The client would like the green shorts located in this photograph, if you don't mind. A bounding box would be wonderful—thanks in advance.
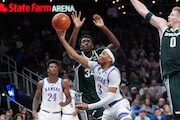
[82,92,104,118]
[164,72,180,116]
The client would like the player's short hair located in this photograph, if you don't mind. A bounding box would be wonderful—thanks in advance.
[46,59,58,68]
[173,6,180,14]
[78,35,94,45]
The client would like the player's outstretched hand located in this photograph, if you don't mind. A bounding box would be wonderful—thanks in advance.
[75,102,88,110]
[93,14,104,28]
[71,11,86,29]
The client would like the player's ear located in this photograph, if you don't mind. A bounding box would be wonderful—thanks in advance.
[178,17,180,23]
[80,45,83,50]
[92,44,94,49]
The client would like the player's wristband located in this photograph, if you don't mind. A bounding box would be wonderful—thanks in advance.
[145,12,154,22]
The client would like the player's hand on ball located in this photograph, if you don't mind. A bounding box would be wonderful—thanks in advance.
[75,102,88,110]
[56,30,66,41]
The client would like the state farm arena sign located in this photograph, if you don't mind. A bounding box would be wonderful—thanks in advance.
[0,3,75,13]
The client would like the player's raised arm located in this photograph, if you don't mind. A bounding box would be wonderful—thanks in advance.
[130,0,167,35]
[57,30,89,68]
[69,11,86,48]
[93,14,120,50]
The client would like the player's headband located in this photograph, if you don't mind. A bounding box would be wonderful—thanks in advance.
[78,35,94,45]
[103,48,115,64]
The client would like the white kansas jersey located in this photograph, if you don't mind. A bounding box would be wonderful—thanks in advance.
[40,77,63,112]
[88,61,123,101]
[62,89,76,114]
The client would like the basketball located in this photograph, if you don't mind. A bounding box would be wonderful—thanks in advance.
[52,13,71,31]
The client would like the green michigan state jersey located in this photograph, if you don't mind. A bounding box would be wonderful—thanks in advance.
[73,48,104,93]
[160,28,180,78]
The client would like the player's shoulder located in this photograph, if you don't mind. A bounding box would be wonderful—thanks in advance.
[109,66,120,74]
[37,79,44,89]
[38,79,44,84]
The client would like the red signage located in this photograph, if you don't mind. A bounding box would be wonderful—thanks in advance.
[0,3,75,13]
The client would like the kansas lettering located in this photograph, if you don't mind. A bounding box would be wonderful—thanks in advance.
[45,87,60,92]
[96,76,106,84]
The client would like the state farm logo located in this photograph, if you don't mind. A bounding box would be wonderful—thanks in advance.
[0,3,75,13]
[0,3,8,12]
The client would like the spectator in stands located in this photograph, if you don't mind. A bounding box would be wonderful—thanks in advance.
[142,93,156,105]
[121,71,129,86]
[130,43,139,58]
[44,52,50,63]
[130,87,139,101]
[20,107,31,120]
[121,87,132,103]
[62,51,72,69]
[148,52,159,70]
[150,108,167,120]
[144,98,158,117]
[15,37,23,50]
[134,108,150,120]
[129,71,141,89]
[8,109,13,119]
[137,53,149,72]
[14,113,23,120]
[139,67,151,86]
[157,98,166,111]
[107,5,119,20]
[36,60,46,77]
[163,104,174,120]
[5,109,13,120]
[120,83,127,90]
[135,93,144,105]
[131,99,142,115]
[149,69,160,84]
[154,92,162,104]
[139,83,149,96]
[0,109,6,116]
[149,79,162,97]
[0,114,6,120]
[0,39,10,54]
[16,48,26,71]
[21,113,27,120]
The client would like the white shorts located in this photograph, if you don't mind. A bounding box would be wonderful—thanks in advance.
[62,113,79,120]
[38,110,61,120]
[102,99,132,120]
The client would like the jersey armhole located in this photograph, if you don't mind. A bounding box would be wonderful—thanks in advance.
[160,27,168,39]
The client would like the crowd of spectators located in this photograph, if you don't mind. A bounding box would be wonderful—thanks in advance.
[0,107,32,120]
[0,10,174,119]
